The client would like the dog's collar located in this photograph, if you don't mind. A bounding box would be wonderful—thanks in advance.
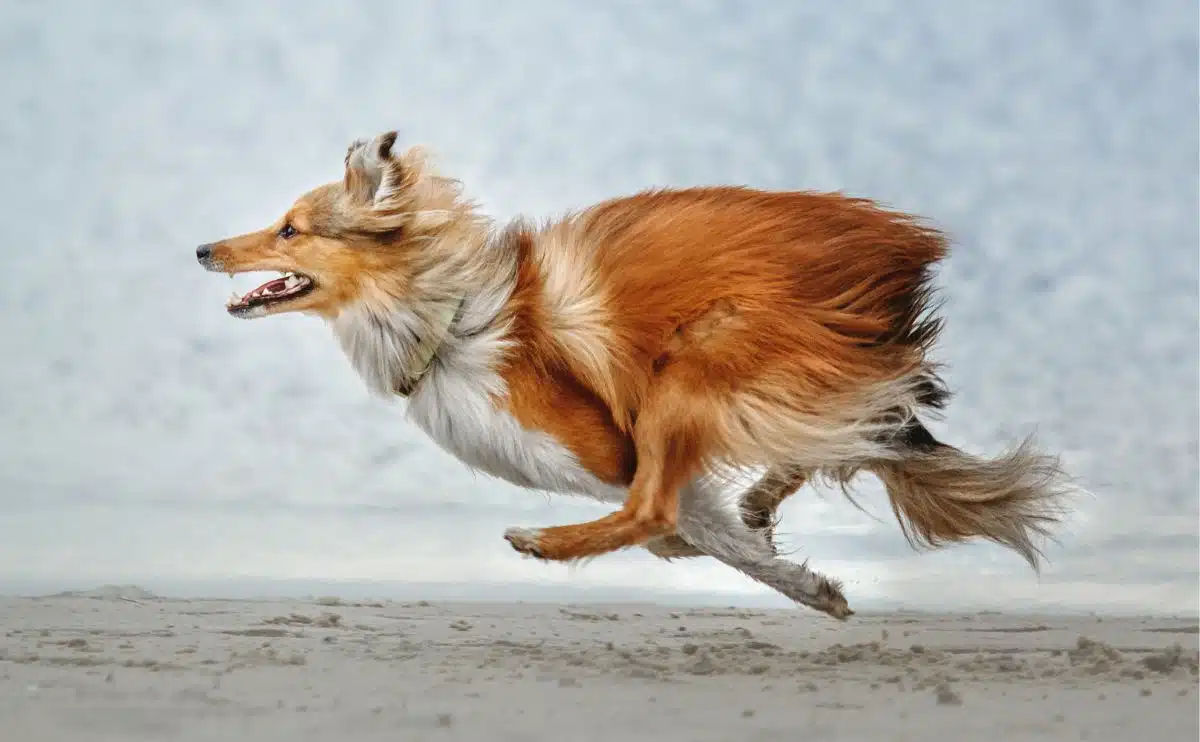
[394,297,466,397]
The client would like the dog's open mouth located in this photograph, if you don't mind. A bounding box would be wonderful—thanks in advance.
[226,272,315,315]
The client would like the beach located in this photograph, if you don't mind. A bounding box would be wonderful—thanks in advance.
[0,586,1195,741]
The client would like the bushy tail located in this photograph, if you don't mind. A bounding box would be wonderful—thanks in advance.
[872,431,1073,570]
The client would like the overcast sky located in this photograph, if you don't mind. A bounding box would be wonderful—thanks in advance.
[0,0,1195,615]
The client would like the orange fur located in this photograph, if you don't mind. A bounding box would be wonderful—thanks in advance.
[197,130,1072,619]
[498,231,636,487]
[494,188,951,563]
[570,187,946,450]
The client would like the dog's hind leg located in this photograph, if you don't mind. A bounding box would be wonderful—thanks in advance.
[644,465,812,560]
[740,465,812,548]
[674,473,853,619]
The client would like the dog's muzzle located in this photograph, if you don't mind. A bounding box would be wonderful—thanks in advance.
[196,243,222,271]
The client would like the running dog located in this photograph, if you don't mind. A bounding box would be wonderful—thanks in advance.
[196,131,1072,618]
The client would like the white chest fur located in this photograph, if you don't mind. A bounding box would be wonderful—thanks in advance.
[332,300,624,504]
[406,361,623,502]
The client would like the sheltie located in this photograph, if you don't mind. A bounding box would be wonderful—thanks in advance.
[196,131,1072,619]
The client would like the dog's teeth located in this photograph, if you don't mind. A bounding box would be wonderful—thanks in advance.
[284,275,300,289]
[227,292,241,306]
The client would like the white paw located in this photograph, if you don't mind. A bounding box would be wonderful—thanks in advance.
[503,527,545,559]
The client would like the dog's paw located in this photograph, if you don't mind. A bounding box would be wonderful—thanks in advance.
[813,576,855,621]
[821,595,855,621]
[503,527,546,559]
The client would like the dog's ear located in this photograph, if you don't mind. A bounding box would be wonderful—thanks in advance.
[342,131,460,233]
[343,131,402,205]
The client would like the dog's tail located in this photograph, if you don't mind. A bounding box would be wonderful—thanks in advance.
[871,423,1073,570]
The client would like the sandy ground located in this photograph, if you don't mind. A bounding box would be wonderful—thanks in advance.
[0,586,1196,742]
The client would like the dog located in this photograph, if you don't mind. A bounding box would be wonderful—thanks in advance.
[196,131,1072,619]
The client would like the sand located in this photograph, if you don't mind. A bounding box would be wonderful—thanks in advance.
[0,586,1196,741]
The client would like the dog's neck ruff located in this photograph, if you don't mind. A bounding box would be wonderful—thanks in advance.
[330,295,468,400]
[393,297,465,396]
[331,227,521,402]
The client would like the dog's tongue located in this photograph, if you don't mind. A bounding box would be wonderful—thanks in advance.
[252,277,291,296]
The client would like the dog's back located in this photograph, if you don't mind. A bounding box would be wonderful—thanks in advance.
[523,186,950,470]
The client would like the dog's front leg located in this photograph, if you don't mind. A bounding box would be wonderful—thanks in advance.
[503,379,701,562]
[503,452,687,562]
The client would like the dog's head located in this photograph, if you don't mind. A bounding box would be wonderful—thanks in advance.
[197,131,470,319]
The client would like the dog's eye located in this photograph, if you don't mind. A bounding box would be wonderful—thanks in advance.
[278,224,297,239]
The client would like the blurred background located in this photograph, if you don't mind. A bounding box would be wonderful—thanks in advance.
[0,0,1195,614]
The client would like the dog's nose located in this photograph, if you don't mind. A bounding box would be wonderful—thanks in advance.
[196,243,213,262]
